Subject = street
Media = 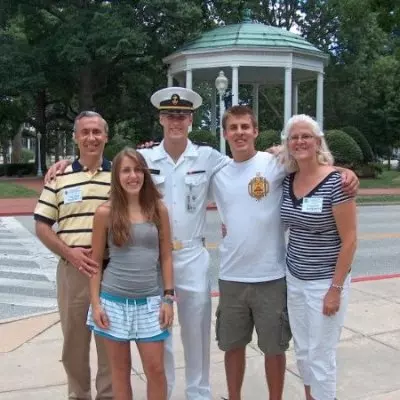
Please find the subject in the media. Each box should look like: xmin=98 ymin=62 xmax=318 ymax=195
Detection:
xmin=1 ymin=205 xmax=400 ymax=321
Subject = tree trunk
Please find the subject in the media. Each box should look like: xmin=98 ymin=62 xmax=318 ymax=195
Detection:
xmin=35 ymin=90 xmax=47 ymax=173
xmin=11 ymin=124 xmax=23 ymax=163
xmin=79 ymin=65 xmax=94 ymax=111
xmin=54 ymin=130 xmax=60 ymax=161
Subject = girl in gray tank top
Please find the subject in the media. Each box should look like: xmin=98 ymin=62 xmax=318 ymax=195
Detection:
xmin=86 ymin=148 xmax=174 ymax=400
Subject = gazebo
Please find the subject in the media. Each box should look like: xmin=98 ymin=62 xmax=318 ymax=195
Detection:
xmin=162 ymin=10 xmax=329 ymax=151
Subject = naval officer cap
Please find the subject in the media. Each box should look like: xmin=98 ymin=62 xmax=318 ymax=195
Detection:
xmin=151 ymin=87 xmax=202 ymax=115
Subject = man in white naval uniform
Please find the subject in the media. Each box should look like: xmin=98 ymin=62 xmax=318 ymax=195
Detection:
xmin=141 ymin=87 xmax=229 ymax=400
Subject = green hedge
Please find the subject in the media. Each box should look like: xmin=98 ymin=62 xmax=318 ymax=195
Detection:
xmin=325 ymin=130 xmax=363 ymax=166
xmin=355 ymin=162 xmax=383 ymax=178
xmin=189 ymin=130 xmax=219 ymax=149
xmin=0 ymin=163 xmax=36 ymax=176
xmin=255 ymin=130 xmax=280 ymax=151
xmin=341 ymin=126 xmax=374 ymax=162
xmin=103 ymin=135 xmax=132 ymax=161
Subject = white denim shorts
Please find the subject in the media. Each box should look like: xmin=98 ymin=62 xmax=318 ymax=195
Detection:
xmin=87 ymin=292 xmax=169 ymax=342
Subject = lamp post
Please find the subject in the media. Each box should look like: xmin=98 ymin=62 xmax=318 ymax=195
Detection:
xmin=37 ymin=132 xmax=42 ymax=177
xmin=215 ymin=70 xmax=229 ymax=154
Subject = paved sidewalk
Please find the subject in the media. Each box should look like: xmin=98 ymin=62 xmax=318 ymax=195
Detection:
xmin=0 ymin=277 xmax=399 ymax=399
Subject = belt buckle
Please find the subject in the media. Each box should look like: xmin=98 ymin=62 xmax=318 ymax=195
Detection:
xmin=172 ymin=240 xmax=183 ymax=251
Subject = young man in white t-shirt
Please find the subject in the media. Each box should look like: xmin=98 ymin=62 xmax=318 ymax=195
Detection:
xmin=210 ymin=105 xmax=290 ymax=400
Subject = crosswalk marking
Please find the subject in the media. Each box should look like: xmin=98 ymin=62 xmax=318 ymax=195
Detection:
xmin=0 ymin=277 xmax=56 ymax=291
xmin=0 ymin=292 xmax=57 ymax=308
xmin=0 ymin=217 xmax=58 ymax=319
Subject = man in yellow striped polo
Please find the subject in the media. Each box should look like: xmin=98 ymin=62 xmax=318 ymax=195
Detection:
xmin=34 ymin=111 xmax=112 ymax=400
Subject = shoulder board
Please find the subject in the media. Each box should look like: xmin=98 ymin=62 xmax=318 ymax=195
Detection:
xmin=192 ymin=141 xmax=212 ymax=147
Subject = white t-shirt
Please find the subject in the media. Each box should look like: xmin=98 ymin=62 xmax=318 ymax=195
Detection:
xmin=210 ymin=151 xmax=287 ymax=282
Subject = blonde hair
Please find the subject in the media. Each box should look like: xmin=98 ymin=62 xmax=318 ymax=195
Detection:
xmin=281 ymin=114 xmax=334 ymax=172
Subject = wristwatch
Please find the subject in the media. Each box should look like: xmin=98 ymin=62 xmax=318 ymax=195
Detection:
xmin=162 ymin=296 xmax=174 ymax=305
xmin=330 ymin=283 xmax=344 ymax=292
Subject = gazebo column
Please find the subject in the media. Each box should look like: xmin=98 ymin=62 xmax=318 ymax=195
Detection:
xmin=292 ymin=82 xmax=299 ymax=115
xmin=316 ymin=72 xmax=324 ymax=130
xmin=211 ymin=86 xmax=217 ymax=135
xmin=284 ymin=67 xmax=293 ymax=125
xmin=167 ymin=70 xmax=173 ymax=87
xmin=252 ymin=84 xmax=259 ymax=125
xmin=232 ymin=66 xmax=239 ymax=105
xmin=186 ymin=69 xmax=193 ymax=90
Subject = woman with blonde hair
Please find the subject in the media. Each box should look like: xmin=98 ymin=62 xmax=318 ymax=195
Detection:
xmin=87 ymin=148 xmax=174 ymax=400
xmin=280 ymin=115 xmax=357 ymax=400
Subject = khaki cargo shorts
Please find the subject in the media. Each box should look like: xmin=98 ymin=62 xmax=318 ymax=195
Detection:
xmin=215 ymin=278 xmax=292 ymax=355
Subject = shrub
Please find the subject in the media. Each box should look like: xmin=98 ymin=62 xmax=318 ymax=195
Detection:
xmin=20 ymin=148 xmax=35 ymax=163
xmin=355 ymin=162 xmax=383 ymax=178
xmin=255 ymin=130 xmax=280 ymax=151
xmin=325 ymin=130 xmax=363 ymax=166
xmin=341 ymin=126 xmax=374 ymax=162
xmin=189 ymin=130 xmax=219 ymax=149
xmin=103 ymin=135 xmax=132 ymax=161
xmin=0 ymin=163 xmax=36 ymax=176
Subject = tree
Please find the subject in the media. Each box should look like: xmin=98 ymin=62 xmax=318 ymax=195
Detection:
xmin=362 ymin=55 xmax=400 ymax=167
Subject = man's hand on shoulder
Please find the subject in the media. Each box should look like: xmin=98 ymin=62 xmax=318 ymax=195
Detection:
xmin=137 ymin=141 xmax=160 ymax=149
xmin=340 ymin=168 xmax=359 ymax=197
xmin=45 ymin=159 xmax=71 ymax=183
xmin=265 ymin=145 xmax=284 ymax=156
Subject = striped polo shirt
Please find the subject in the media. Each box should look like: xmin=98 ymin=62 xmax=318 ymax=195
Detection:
xmin=34 ymin=159 xmax=111 ymax=249
xmin=280 ymin=171 xmax=352 ymax=281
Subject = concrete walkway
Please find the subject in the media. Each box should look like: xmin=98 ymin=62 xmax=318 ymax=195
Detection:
xmin=0 ymin=277 xmax=399 ymax=399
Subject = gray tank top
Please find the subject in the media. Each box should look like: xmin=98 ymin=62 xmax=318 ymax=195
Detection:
xmin=101 ymin=222 xmax=160 ymax=298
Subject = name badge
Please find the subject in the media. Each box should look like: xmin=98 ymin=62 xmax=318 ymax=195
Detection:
xmin=186 ymin=184 xmax=197 ymax=213
xmin=64 ymin=187 xmax=82 ymax=204
xmin=147 ymin=295 xmax=161 ymax=312
xmin=302 ymin=197 xmax=323 ymax=213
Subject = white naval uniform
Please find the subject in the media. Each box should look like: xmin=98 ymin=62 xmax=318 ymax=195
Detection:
xmin=139 ymin=140 xmax=229 ymax=400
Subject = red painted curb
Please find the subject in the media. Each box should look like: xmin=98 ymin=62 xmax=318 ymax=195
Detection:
xmin=0 ymin=206 xmax=217 ymax=217
xmin=0 ymin=212 xmax=34 ymax=217
xmin=351 ymin=273 xmax=400 ymax=282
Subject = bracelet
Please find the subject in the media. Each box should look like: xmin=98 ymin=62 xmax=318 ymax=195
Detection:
xmin=162 ymin=296 xmax=174 ymax=305
xmin=330 ymin=283 xmax=344 ymax=291
xmin=164 ymin=289 xmax=175 ymax=296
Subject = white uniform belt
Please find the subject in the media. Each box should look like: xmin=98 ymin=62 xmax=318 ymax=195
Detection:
xmin=172 ymin=237 xmax=205 ymax=251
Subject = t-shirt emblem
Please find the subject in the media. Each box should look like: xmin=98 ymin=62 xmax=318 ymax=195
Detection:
xmin=248 ymin=173 xmax=269 ymax=200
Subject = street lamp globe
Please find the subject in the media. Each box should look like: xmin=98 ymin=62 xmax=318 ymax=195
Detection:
xmin=215 ymin=70 xmax=228 ymax=96
xmin=215 ymin=71 xmax=229 ymax=154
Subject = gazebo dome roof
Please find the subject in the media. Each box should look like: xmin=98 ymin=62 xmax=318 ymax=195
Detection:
xmin=175 ymin=18 xmax=322 ymax=56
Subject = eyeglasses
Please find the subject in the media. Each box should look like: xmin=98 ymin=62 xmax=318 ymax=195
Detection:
xmin=288 ymin=134 xmax=315 ymax=142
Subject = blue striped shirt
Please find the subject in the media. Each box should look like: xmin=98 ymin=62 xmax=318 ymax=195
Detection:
xmin=280 ymin=171 xmax=352 ymax=280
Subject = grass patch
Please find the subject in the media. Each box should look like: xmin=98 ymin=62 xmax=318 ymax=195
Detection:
xmin=360 ymin=170 xmax=400 ymax=188
xmin=0 ymin=182 xmax=39 ymax=198
xmin=357 ymin=195 xmax=400 ymax=204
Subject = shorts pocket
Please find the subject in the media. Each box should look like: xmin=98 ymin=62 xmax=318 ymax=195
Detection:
xmin=215 ymin=307 xmax=221 ymax=342
xmin=280 ymin=310 xmax=292 ymax=348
